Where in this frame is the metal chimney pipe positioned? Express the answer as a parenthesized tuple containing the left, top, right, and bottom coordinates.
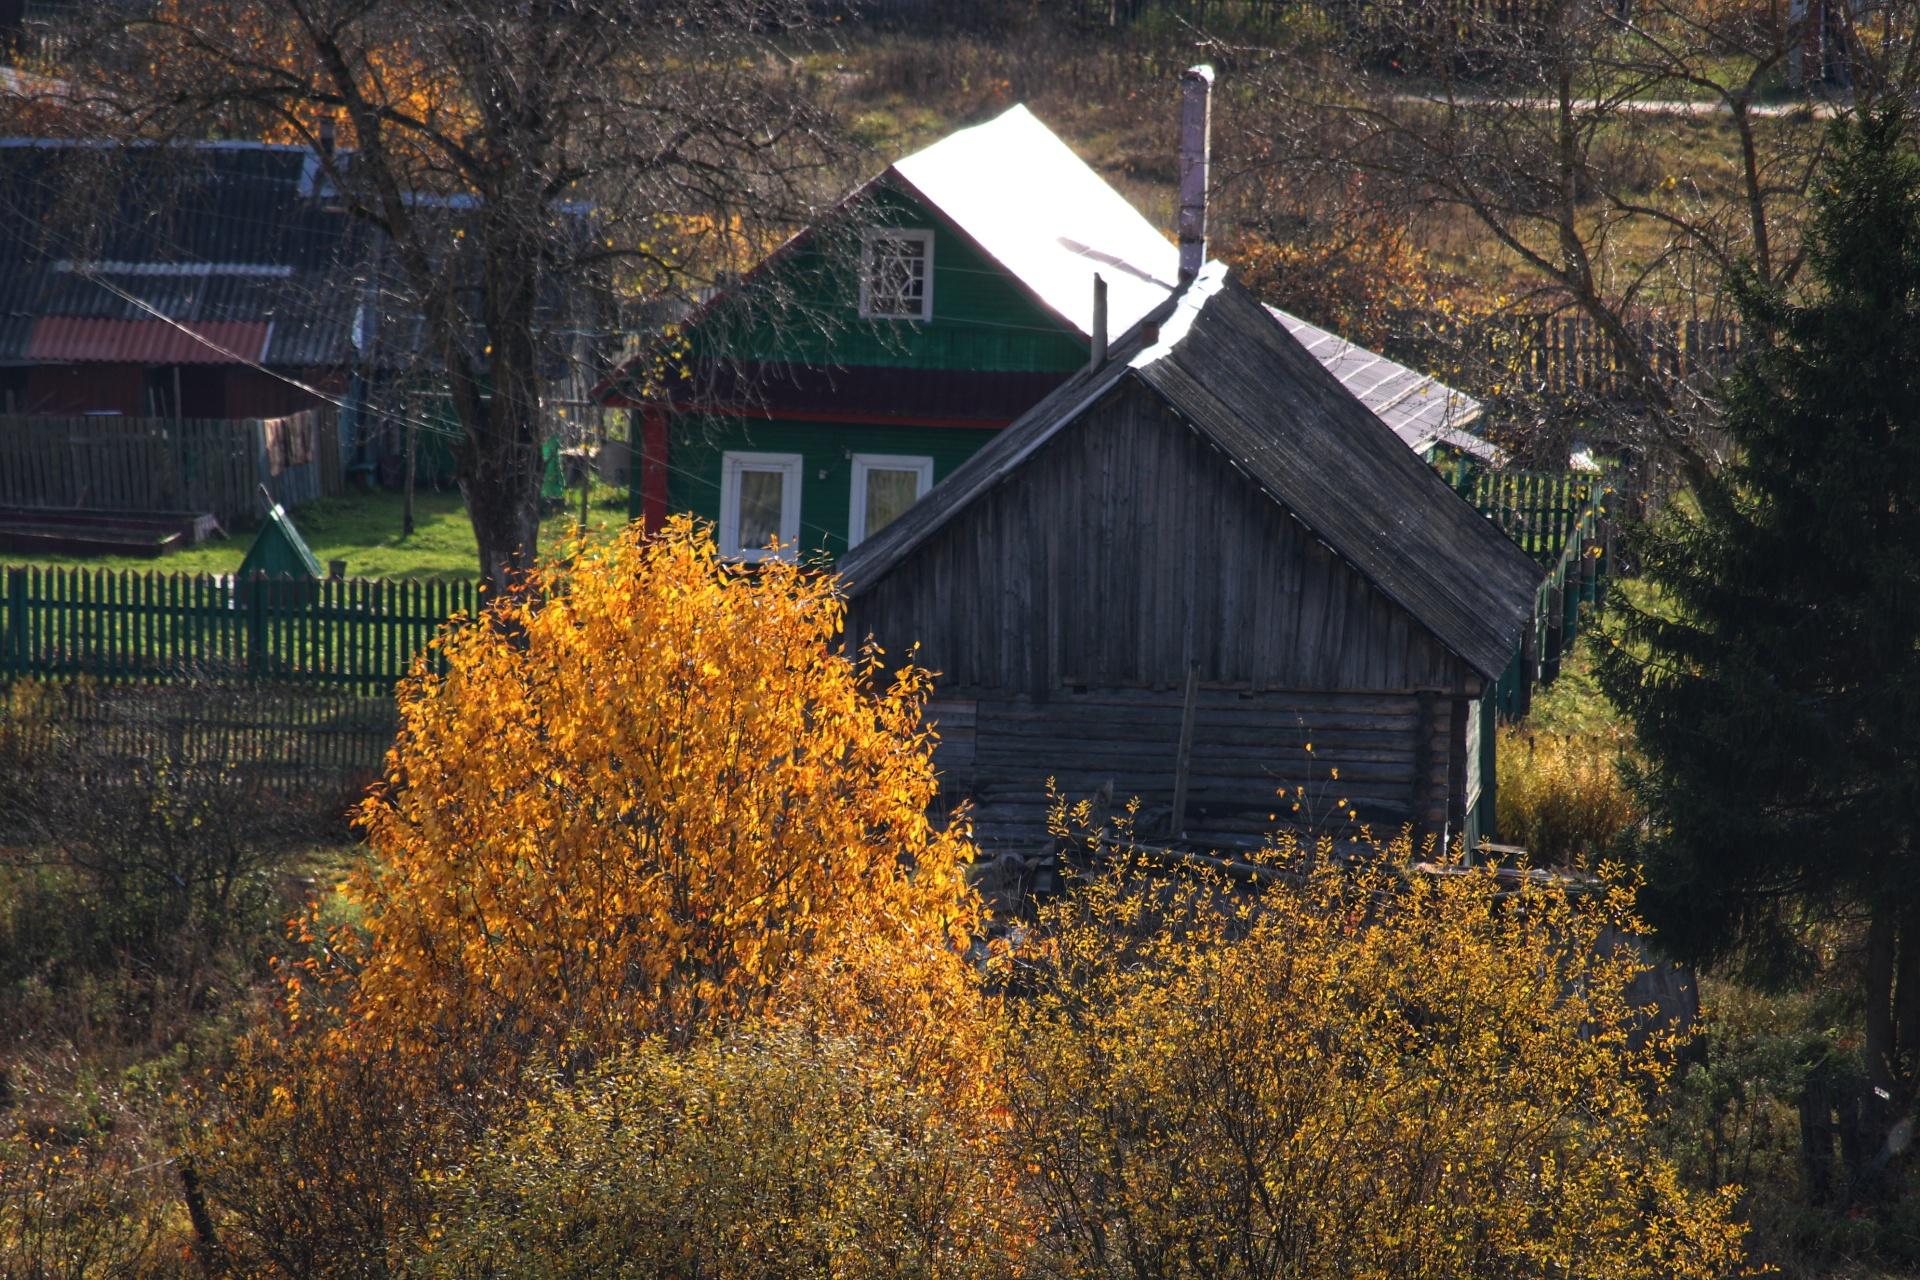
(1178, 64, 1214, 287)
(1090, 273, 1108, 367)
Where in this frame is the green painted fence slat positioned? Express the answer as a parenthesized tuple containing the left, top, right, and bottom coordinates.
(0, 563, 474, 692)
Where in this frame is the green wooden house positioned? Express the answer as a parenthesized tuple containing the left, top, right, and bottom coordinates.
(593, 91, 1533, 850)
(597, 103, 1495, 562)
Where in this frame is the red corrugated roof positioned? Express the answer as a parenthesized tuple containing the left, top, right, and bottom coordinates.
(25, 317, 271, 365)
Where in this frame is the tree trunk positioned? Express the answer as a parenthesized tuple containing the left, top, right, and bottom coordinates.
(453, 244, 549, 599)
(1799, 1062, 1836, 1203)
(1866, 902, 1897, 1097)
(402, 413, 417, 539)
(1855, 900, 1903, 1200)
(462, 462, 542, 600)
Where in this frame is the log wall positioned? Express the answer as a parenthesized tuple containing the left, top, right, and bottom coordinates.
(926, 684, 1461, 854)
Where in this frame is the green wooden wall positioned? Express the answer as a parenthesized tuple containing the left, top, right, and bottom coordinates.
(667, 417, 1000, 559)
(688, 183, 1088, 375)
(632, 178, 1095, 554)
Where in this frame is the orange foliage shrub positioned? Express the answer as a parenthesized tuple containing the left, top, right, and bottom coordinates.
(195, 519, 992, 1274)
(1223, 220, 1451, 352)
(340, 517, 983, 1066)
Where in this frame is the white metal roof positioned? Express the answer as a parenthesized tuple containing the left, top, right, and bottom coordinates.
(891, 104, 1181, 339)
(889, 105, 1495, 461)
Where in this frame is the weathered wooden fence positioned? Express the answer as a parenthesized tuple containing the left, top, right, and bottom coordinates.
(1459, 467, 1611, 717)
(0, 405, 343, 523)
(2, 565, 475, 694)
(1408, 312, 1744, 403)
(2, 677, 401, 796)
(865, 0, 1565, 30)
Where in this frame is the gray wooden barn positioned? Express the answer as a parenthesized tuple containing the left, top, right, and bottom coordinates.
(838, 264, 1543, 855)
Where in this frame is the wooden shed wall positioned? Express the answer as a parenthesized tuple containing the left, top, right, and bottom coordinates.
(926, 688, 1456, 852)
(847, 381, 1480, 698)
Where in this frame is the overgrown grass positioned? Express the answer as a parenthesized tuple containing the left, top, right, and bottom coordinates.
(0, 483, 632, 580)
(1497, 626, 1638, 865)
(1495, 720, 1637, 866)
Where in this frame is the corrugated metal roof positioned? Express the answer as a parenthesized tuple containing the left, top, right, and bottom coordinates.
(1267, 306, 1499, 462)
(0, 141, 373, 369)
(26, 316, 271, 364)
(841, 264, 1541, 682)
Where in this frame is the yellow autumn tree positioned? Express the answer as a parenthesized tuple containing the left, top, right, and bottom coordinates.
(342, 516, 983, 1068)
(1001, 834, 1746, 1280)
(189, 519, 996, 1276)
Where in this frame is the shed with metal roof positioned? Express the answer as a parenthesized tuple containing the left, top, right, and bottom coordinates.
(840, 263, 1540, 854)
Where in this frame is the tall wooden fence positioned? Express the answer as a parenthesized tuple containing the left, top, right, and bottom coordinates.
(1410, 313, 1745, 403)
(0, 405, 343, 523)
(2, 565, 475, 694)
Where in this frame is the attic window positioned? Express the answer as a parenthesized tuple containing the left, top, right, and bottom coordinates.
(859, 229, 933, 321)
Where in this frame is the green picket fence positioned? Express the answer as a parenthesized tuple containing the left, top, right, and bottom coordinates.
(1, 565, 478, 693)
(1460, 468, 1605, 566)
(1457, 467, 1613, 720)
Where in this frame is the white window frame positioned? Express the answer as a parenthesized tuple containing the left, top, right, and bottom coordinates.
(857, 228, 935, 321)
(848, 453, 935, 547)
(719, 451, 803, 562)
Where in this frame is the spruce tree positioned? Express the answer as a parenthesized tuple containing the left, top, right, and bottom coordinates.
(1602, 107, 1920, 1165)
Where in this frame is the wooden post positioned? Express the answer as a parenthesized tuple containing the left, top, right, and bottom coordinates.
(1446, 695, 1471, 850)
(640, 404, 669, 532)
(1412, 688, 1438, 848)
(1170, 662, 1199, 840)
(402, 402, 418, 539)
(177, 1155, 224, 1278)
(1090, 273, 1108, 368)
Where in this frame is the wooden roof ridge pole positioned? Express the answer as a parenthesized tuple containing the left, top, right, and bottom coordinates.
(1178, 64, 1214, 288)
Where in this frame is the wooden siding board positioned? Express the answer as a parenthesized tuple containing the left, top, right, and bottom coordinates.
(848, 382, 1473, 695)
(845, 271, 1541, 682)
(951, 689, 1438, 850)
(844, 375, 1484, 853)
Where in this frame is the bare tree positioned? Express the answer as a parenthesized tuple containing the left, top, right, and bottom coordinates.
(1219, 0, 1920, 480)
(61, 0, 843, 592)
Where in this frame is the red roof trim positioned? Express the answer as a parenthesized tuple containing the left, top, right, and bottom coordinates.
(596, 396, 1012, 430)
(25, 317, 271, 365)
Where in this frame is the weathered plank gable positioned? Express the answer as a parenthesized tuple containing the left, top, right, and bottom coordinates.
(846, 380, 1477, 698)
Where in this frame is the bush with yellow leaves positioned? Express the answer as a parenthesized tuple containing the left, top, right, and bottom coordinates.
(417, 1026, 1027, 1280)
(0, 1124, 186, 1280)
(999, 839, 1744, 1280)
(191, 518, 993, 1277)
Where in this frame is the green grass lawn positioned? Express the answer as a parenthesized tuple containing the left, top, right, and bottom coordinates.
(2, 484, 634, 581)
